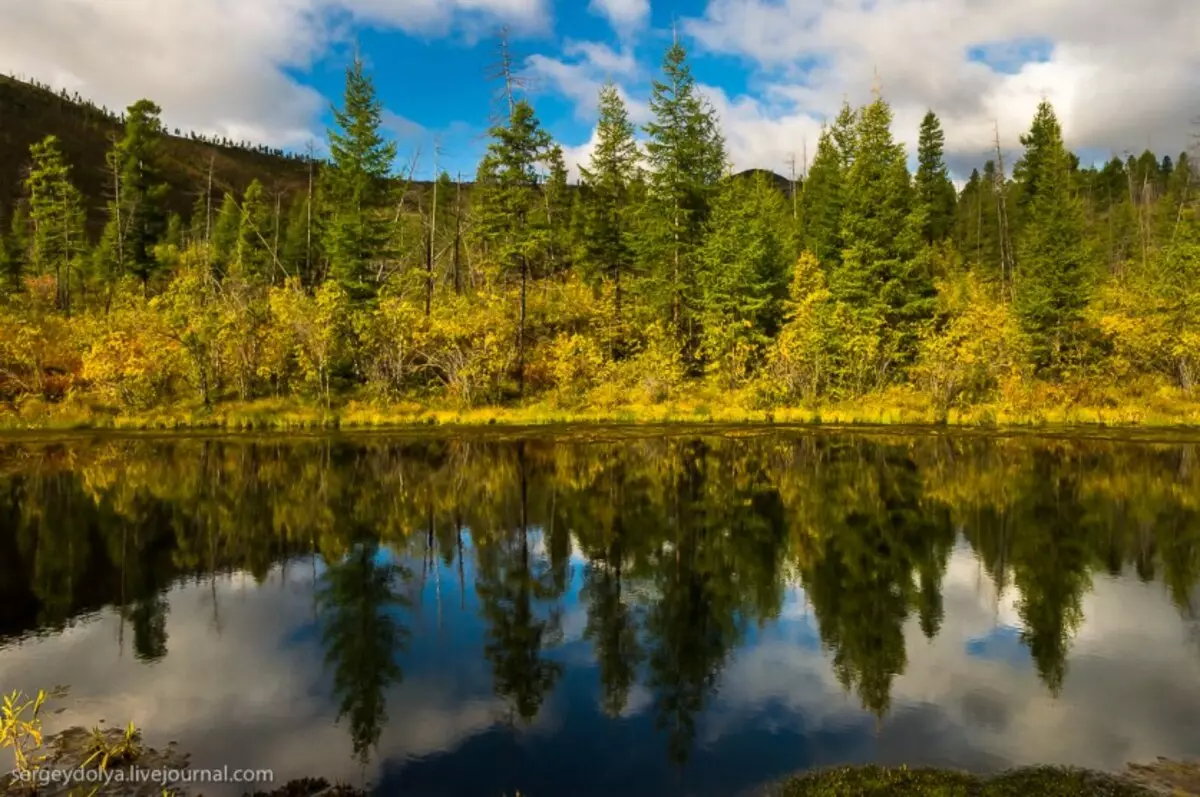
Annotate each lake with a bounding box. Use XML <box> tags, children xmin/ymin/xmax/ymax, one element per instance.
<box><xmin>1</xmin><ymin>428</ymin><xmax>1198</xmax><ymax>796</ymax></box>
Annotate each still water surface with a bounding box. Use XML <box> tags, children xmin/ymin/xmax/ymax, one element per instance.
<box><xmin>1</xmin><ymin>428</ymin><xmax>1199</xmax><ymax>796</ymax></box>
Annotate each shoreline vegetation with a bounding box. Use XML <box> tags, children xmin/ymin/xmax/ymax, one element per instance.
<box><xmin>3</xmin><ymin>38</ymin><xmax>1199</xmax><ymax>434</ymax></box>
<box><xmin>4</xmin><ymin>390</ymin><xmax>1200</xmax><ymax>432</ymax></box>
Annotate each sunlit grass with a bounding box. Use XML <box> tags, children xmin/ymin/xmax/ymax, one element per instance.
<box><xmin>3</xmin><ymin>382</ymin><xmax>1200</xmax><ymax>431</ymax></box>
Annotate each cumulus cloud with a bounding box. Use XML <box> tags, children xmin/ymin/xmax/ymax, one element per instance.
<box><xmin>0</xmin><ymin>0</ymin><xmax>549</xmax><ymax>149</ymax></box>
<box><xmin>682</xmin><ymin>0</ymin><xmax>1200</xmax><ymax>173</ymax></box>
<box><xmin>587</xmin><ymin>0</ymin><xmax>651</xmax><ymax>37</ymax></box>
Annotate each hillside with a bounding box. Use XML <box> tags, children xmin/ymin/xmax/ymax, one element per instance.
<box><xmin>1</xmin><ymin>74</ymin><xmax>795</xmax><ymax>240</ymax></box>
<box><xmin>0</xmin><ymin>74</ymin><xmax>313</xmax><ymax>236</ymax></box>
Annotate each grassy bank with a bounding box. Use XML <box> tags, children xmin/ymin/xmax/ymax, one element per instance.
<box><xmin>4</xmin><ymin>384</ymin><xmax>1200</xmax><ymax>432</ymax></box>
<box><xmin>769</xmin><ymin>765</ymin><xmax>1172</xmax><ymax>796</ymax></box>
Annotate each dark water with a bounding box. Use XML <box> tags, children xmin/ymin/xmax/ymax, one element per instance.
<box><xmin>1</xmin><ymin>428</ymin><xmax>1199</xmax><ymax>796</ymax></box>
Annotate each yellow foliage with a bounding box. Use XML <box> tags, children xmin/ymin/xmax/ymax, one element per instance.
<box><xmin>913</xmin><ymin>274</ymin><xmax>1029</xmax><ymax>410</ymax></box>
<box><xmin>81</xmin><ymin>295</ymin><xmax>187</xmax><ymax>409</ymax></box>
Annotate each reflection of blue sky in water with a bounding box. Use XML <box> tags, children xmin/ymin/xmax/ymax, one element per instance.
<box><xmin>2</xmin><ymin>537</ymin><xmax>1199</xmax><ymax>797</ymax></box>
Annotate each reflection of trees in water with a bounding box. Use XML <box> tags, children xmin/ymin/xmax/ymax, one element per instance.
<box><xmin>317</xmin><ymin>542</ymin><xmax>410</xmax><ymax>765</ymax></box>
<box><xmin>2</xmin><ymin>433</ymin><xmax>1200</xmax><ymax>761</ymax></box>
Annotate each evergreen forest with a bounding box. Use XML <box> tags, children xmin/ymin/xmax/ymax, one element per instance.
<box><xmin>1</xmin><ymin>41</ymin><xmax>1198</xmax><ymax>427</ymax></box>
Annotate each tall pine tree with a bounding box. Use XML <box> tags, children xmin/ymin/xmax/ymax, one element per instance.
<box><xmin>800</xmin><ymin>126</ymin><xmax>845</xmax><ymax>267</ymax></box>
<box><xmin>25</xmin><ymin>135</ymin><xmax>87</xmax><ymax>312</ymax></box>
<box><xmin>475</xmin><ymin>99</ymin><xmax>555</xmax><ymax>394</ymax></box>
<box><xmin>641</xmin><ymin>40</ymin><xmax>727</xmax><ymax>359</ymax></box>
<box><xmin>915</xmin><ymin>111</ymin><xmax>956</xmax><ymax>244</ymax></box>
<box><xmin>323</xmin><ymin>57</ymin><xmax>397</xmax><ymax>300</ymax></box>
<box><xmin>1014</xmin><ymin>101</ymin><xmax>1091</xmax><ymax>372</ymax></box>
<box><xmin>97</xmin><ymin>100</ymin><xmax>169</xmax><ymax>290</ymax></box>
<box><xmin>835</xmin><ymin>94</ymin><xmax>934</xmax><ymax>361</ymax></box>
<box><xmin>580</xmin><ymin>83</ymin><xmax>641</xmax><ymax>328</ymax></box>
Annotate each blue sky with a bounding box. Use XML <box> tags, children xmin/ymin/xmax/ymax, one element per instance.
<box><xmin>3</xmin><ymin>0</ymin><xmax>1197</xmax><ymax>183</ymax></box>
<box><xmin>303</xmin><ymin>0</ymin><xmax>747</xmax><ymax>180</ymax></box>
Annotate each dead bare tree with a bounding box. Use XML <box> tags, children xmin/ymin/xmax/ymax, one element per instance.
<box><xmin>993</xmin><ymin>122</ymin><xmax>1015</xmax><ymax>301</ymax></box>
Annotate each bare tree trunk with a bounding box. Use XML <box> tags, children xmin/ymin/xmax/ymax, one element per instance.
<box><xmin>453</xmin><ymin>173</ymin><xmax>462</xmax><ymax>295</ymax></box>
<box><xmin>518</xmin><ymin>254</ymin><xmax>527</xmax><ymax>395</ymax></box>
<box><xmin>306</xmin><ymin>141</ymin><xmax>315</xmax><ymax>284</ymax></box>
<box><xmin>205</xmin><ymin>155</ymin><xmax>214</xmax><ymax>244</ymax></box>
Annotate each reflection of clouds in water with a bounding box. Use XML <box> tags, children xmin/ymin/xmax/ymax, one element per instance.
<box><xmin>0</xmin><ymin>565</ymin><xmax>506</xmax><ymax>796</ymax></box>
<box><xmin>700</xmin><ymin>545</ymin><xmax>1200</xmax><ymax>773</ymax></box>
<box><xmin>3</xmin><ymin>542</ymin><xmax>1200</xmax><ymax>794</ymax></box>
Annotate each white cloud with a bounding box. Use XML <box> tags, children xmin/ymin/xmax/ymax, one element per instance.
<box><xmin>681</xmin><ymin>0</ymin><xmax>1200</xmax><ymax>174</ymax></box>
<box><xmin>587</xmin><ymin>0</ymin><xmax>650</xmax><ymax>37</ymax></box>
<box><xmin>0</xmin><ymin>0</ymin><xmax>550</xmax><ymax>149</ymax></box>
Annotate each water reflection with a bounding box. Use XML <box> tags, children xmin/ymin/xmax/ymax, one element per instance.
<box><xmin>1</xmin><ymin>430</ymin><xmax>1198</xmax><ymax>795</ymax></box>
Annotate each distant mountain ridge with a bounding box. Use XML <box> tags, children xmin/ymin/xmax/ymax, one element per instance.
<box><xmin>0</xmin><ymin>73</ymin><xmax>794</xmax><ymax>238</ymax></box>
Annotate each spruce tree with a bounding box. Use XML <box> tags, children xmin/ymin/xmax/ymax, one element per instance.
<box><xmin>235</xmin><ymin>179</ymin><xmax>272</xmax><ymax>281</ymax></box>
<box><xmin>915</xmin><ymin>111</ymin><xmax>956</xmax><ymax>244</ymax></box>
<box><xmin>641</xmin><ymin>40</ymin><xmax>727</xmax><ymax>356</ymax></box>
<box><xmin>475</xmin><ymin>99</ymin><xmax>555</xmax><ymax>394</ymax></box>
<box><xmin>835</xmin><ymin>95</ymin><xmax>934</xmax><ymax>360</ymax></box>
<box><xmin>281</xmin><ymin>197</ymin><xmax>310</xmax><ymax>284</ymax></box>
<box><xmin>101</xmin><ymin>99</ymin><xmax>169</xmax><ymax>289</ymax></box>
<box><xmin>831</xmin><ymin>101</ymin><xmax>857</xmax><ymax>169</ymax></box>
<box><xmin>580</xmin><ymin>83</ymin><xmax>640</xmax><ymax>326</ymax></box>
<box><xmin>799</xmin><ymin>126</ymin><xmax>844</xmax><ymax>267</ymax></box>
<box><xmin>25</xmin><ymin>135</ymin><xmax>86</xmax><ymax>312</ymax></box>
<box><xmin>323</xmin><ymin>57</ymin><xmax>397</xmax><ymax>300</ymax></box>
<box><xmin>696</xmin><ymin>172</ymin><xmax>793</xmax><ymax>385</ymax></box>
<box><xmin>1013</xmin><ymin>100</ymin><xmax>1059</xmax><ymax>220</ymax></box>
<box><xmin>543</xmin><ymin>144</ymin><xmax>572</xmax><ymax>276</ymax></box>
<box><xmin>211</xmin><ymin>192</ymin><xmax>240</xmax><ymax>277</ymax></box>
<box><xmin>1013</xmin><ymin>101</ymin><xmax>1091</xmax><ymax>372</ymax></box>
<box><xmin>2</xmin><ymin>202</ymin><xmax>29</xmax><ymax>292</ymax></box>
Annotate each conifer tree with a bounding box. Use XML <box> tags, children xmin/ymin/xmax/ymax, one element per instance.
<box><xmin>580</xmin><ymin>83</ymin><xmax>640</xmax><ymax>326</ymax></box>
<box><xmin>281</xmin><ymin>197</ymin><xmax>311</xmax><ymax>284</ymax></box>
<box><xmin>2</xmin><ymin>202</ymin><xmax>29</xmax><ymax>292</ymax></box>
<box><xmin>164</xmin><ymin>212</ymin><xmax>184</xmax><ymax>249</ymax></box>
<box><xmin>25</xmin><ymin>135</ymin><xmax>86</xmax><ymax>312</ymax></box>
<box><xmin>641</xmin><ymin>40</ymin><xmax>727</xmax><ymax>357</ymax></box>
<box><xmin>1013</xmin><ymin>100</ymin><xmax>1059</xmax><ymax>220</ymax></box>
<box><xmin>696</xmin><ymin>172</ymin><xmax>793</xmax><ymax>385</ymax></box>
<box><xmin>100</xmin><ymin>99</ymin><xmax>169</xmax><ymax>289</ymax></box>
<box><xmin>323</xmin><ymin>57</ymin><xmax>397</xmax><ymax>300</ymax></box>
<box><xmin>210</xmin><ymin>192</ymin><xmax>240</xmax><ymax>277</ymax></box>
<box><xmin>475</xmin><ymin>99</ymin><xmax>554</xmax><ymax>394</ymax></box>
<box><xmin>799</xmin><ymin>126</ymin><xmax>844</xmax><ymax>266</ymax></box>
<box><xmin>915</xmin><ymin>111</ymin><xmax>956</xmax><ymax>244</ymax></box>
<box><xmin>831</xmin><ymin>101</ymin><xmax>858</xmax><ymax>169</ymax></box>
<box><xmin>1013</xmin><ymin>101</ymin><xmax>1090</xmax><ymax>372</ymax></box>
<box><xmin>834</xmin><ymin>95</ymin><xmax>934</xmax><ymax>363</ymax></box>
<box><xmin>543</xmin><ymin>144</ymin><xmax>572</xmax><ymax>276</ymax></box>
<box><xmin>233</xmin><ymin>180</ymin><xmax>273</xmax><ymax>281</ymax></box>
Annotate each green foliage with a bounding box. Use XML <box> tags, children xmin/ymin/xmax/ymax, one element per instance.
<box><xmin>105</xmin><ymin>99</ymin><xmax>170</xmax><ymax>287</ymax></box>
<box><xmin>915</xmin><ymin>111</ymin><xmax>957</xmax><ymax>244</ymax></box>
<box><xmin>834</xmin><ymin>94</ymin><xmax>934</xmax><ymax>360</ymax></box>
<box><xmin>25</xmin><ymin>135</ymin><xmax>87</xmax><ymax>312</ymax></box>
<box><xmin>799</xmin><ymin>127</ymin><xmax>845</xmax><ymax>267</ymax></box>
<box><xmin>641</xmin><ymin>41</ymin><xmax>727</xmax><ymax>353</ymax></box>
<box><xmin>579</xmin><ymin>83</ymin><xmax>641</xmax><ymax>331</ymax></box>
<box><xmin>2</xmin><ymin>62</ymin><xmax>1199</xmax><ymax>427</ymax></box>
<box><xmin>697</xmin><ymin>172</ymin><xmax>793</xmax><ymax>386</ymax></box>
<box><xmin>323</xmin><ymin>57</ymin><xmax>397</xmax><ymax>299</ymax></box>
<box><xmin>1</xmin><ymin>689</ymin><xmax>52</xmax><ymax>777</ymax></box>
<box><xmin>1013</xmin><ymin>101</ymin><xmax>1092</xmax><ymax>374</ymax></box>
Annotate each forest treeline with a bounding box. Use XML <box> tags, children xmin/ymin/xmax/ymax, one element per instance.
<box><xmin>2</xmin><ymin>433</ymin><xmax>1198</xmax><ymax>762</ymax></box>
<box><xmin>1</xmin><ymin>41</ymin><xmax>1198</xmax><ymax>424</ymax></box>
